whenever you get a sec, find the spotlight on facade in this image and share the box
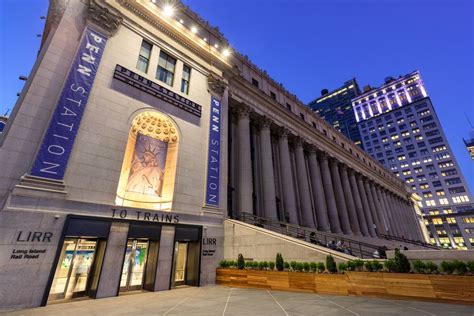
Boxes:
[214,43,219,49]
[179,19,184,24]
[191,26,198,34]
[203,37,207,42]
[163,4,175,17]
[222,48,230,57]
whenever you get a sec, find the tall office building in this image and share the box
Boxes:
[352,71,474,248]
[0,115,7,133]
[308,79,363,147]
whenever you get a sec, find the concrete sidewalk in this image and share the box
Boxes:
[2,285,472,315]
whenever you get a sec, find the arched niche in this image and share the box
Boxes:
[116,110,180,211]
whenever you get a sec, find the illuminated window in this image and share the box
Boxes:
[453,195,470,204]
[439,198,449,205]
[116,111,180,210]
[414,167,423,173]
[436,190,445,196]
[137,41,152,73]
[463,217,474,224]
[446,217,456,224]
[180,65,191,94]
[432,218,443,225]
[406,177,414,183]
[443,209,453,214]
[426,200,436,207]
[402,170,411,175]
[157,51,176,86]
[391,135,399,140]
[420,183,429,189]
[423,192,432,198]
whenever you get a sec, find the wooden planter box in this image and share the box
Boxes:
[216,269,474,304]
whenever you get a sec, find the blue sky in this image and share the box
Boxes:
[0,0,473,192]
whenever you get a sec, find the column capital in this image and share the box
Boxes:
[257,115,273,130]
[304,143,316,153]
[293,136,305,148]
[236,104,252,119]
[276,127,291,138]
[87,0,123,36]
[207,73,228,97]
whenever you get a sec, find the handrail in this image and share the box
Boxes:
[379,234,441,250]
[233,213,388,259]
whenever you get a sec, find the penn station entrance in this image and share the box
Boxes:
[44,215,203,305]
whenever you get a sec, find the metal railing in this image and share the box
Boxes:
[232,213,388,259]
[379,234,441,250]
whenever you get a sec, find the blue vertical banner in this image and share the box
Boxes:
[31,28,107,180]
[205,96,222,206]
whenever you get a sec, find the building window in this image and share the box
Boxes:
[252,78,259,87]
[300,113,305,120]
[180,65,191,94]
[137,40,152,73]
[270,91,277,100]
[157,51,176,86]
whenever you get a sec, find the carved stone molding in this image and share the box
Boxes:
[87,0,123,36]
[235,104,252,119]
[208,73,227,97]
[257,115,273,129]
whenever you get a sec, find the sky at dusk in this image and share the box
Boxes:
[0,0,473,192]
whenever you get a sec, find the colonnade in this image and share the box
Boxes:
[229,105,423,241]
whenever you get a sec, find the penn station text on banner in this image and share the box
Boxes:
[205,96,222,206]
[30,28,107,180]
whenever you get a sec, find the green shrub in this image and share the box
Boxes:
[346,260,356,271]
[466,261,474,273]
[228,260,236,267]
[425,261,438,274]
[372,260,383,272]
[394,249,410,273]
[252,261,259,269]
[353,259,365,271]
[245,261,252,269]
[297,262,305,272]
[338,262,347,272]
[326,255,337,273]
[412,260,426,273]
[440,261,455,274]
[365,261,374,272]
[269,261,275,270]
[276,253,284,271]
[452,260,467,275]
[258,261,266,270]
[237,254,245,270]
[219,260,228,268]
[317,262,325,273]
[310,262,318,272]
[284,261,290,270]
[384,259,396,272]
[303,262,310,272]
[290,261,298,271]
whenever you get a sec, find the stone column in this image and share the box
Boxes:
[307,147,330,231]
[348,169,369,236]
[320,153,342,233]
[364,179,382,235]
[237,105,253,214]
[381,190,400,237]
[330,159,352,234]
[369,182,387,234]
[393,196,409,239]
[405,201,422,241]
[357,174,377,237]
[375,186,390,234]
[294,138,315,228]
[277,129,298,224]
[259,116,278,219]
[340,165,361,235]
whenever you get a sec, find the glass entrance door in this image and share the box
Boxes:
[120,239,149,291]
[49,238,98,301]
[172,241,188,286]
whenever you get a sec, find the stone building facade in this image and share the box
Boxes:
[0,0,423,309]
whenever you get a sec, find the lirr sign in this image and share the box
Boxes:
[31,27,107,180]
[205,96,222,207]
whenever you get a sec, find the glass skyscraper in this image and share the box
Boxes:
[352,71,474,249]
[308,79,363,148]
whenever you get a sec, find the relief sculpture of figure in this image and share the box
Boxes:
[126,133,167,196]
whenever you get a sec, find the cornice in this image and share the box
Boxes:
[116,0,231,72]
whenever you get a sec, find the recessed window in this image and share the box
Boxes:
[270,91,277,100]
[252,78,259,87]
[157,51,176,86]
[181,65,191,94]
[137,40,152,73]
